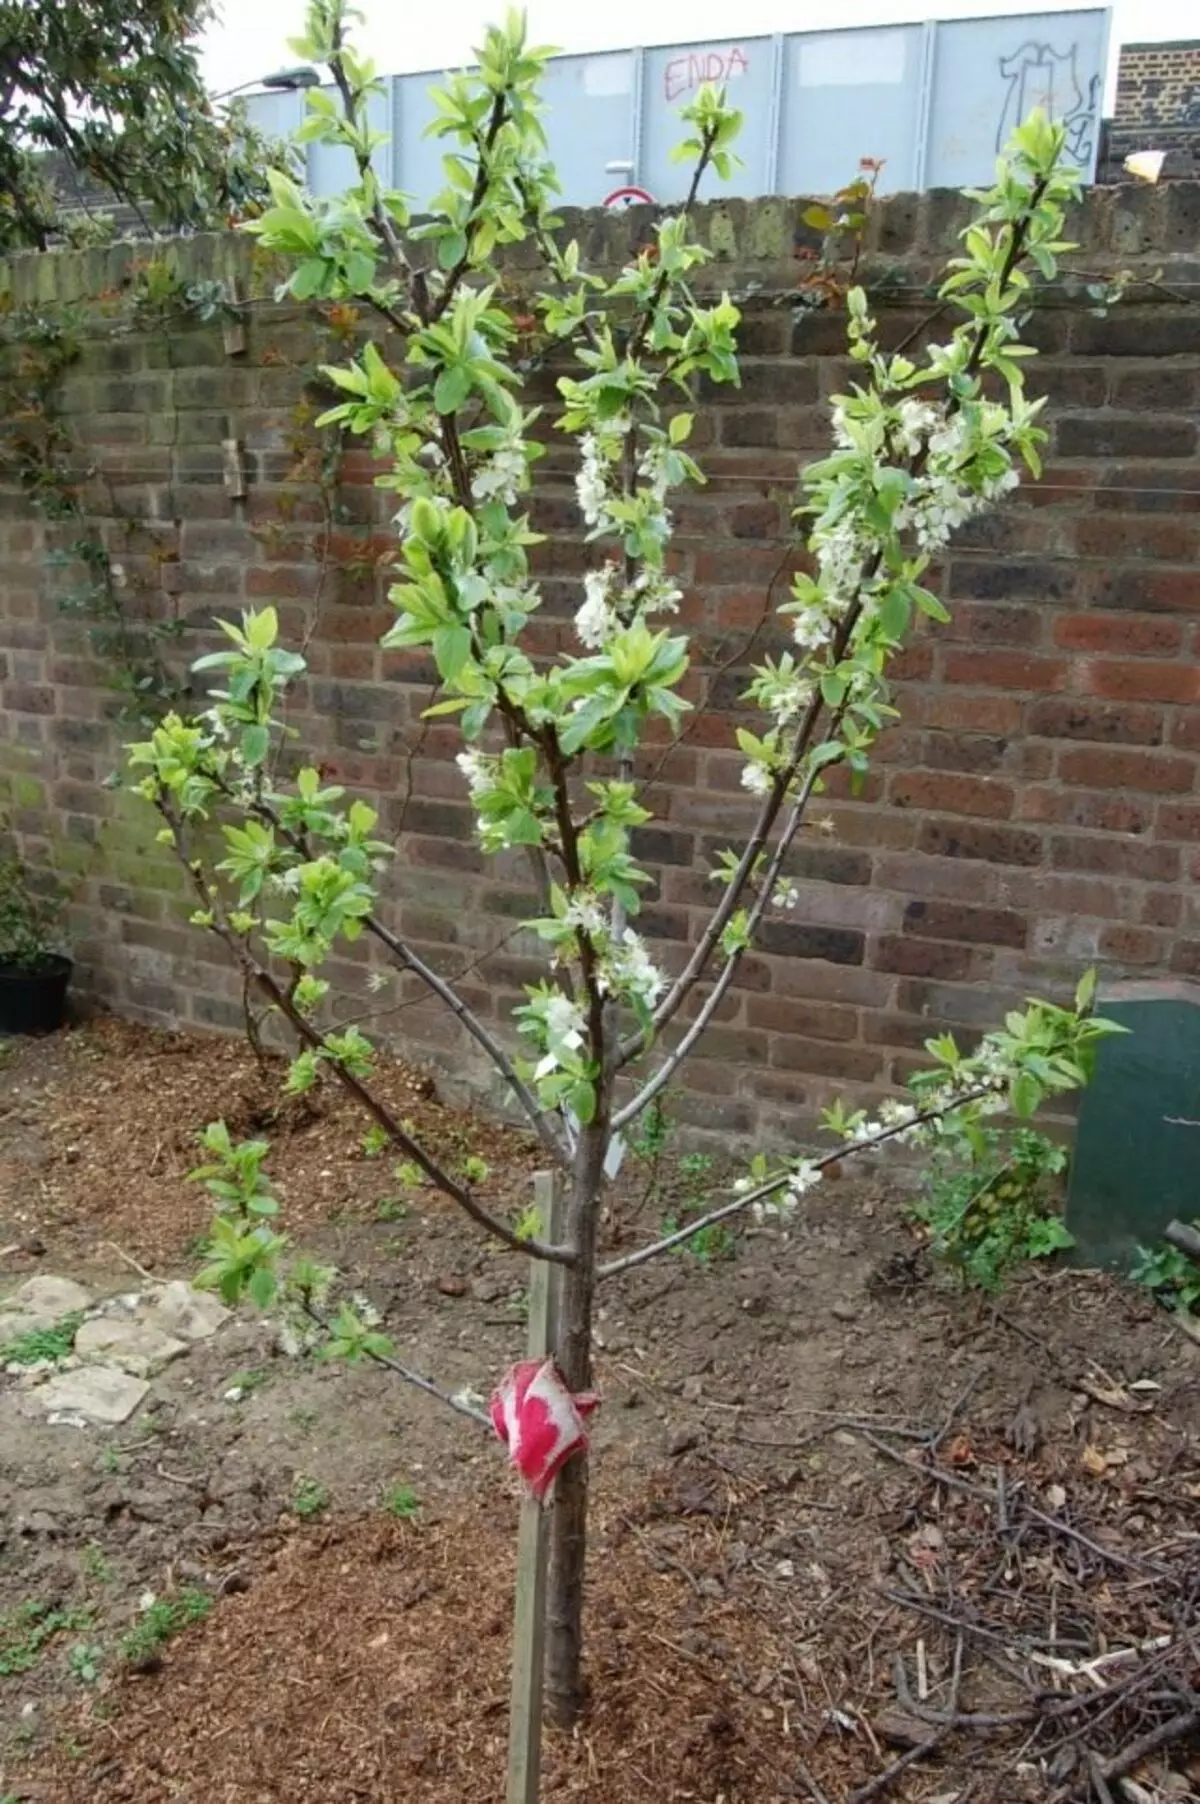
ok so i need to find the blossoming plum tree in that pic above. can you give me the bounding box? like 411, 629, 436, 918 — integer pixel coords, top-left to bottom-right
129, 0, 1120, 1724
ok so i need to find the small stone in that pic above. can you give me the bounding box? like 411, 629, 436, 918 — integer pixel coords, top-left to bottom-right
34, 1366, 150, 1426
436, 1276, 467, 1298
17, 1511, 60, 1538
141, 1281, 229, 1342
830, 1301, 857, 1323
668, 1427, 699, 1458
2, 1275, 93, 1320
74, 1319, 188, 1378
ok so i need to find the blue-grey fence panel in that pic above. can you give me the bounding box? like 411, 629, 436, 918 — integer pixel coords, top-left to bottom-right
640, 37, 775, 201
778, 25, 927, 197
241, 9, 1111, 206
244, 87, 306, 157
304, 82, 390, 195
390, 70, 444, 209
539, 52, 638, 208
924, 9, 1109, 187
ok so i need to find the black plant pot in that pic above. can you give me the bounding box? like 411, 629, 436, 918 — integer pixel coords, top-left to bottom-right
0, 955, 72, 1035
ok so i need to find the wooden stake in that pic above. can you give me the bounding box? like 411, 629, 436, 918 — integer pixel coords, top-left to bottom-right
506, 1170, 560, 1804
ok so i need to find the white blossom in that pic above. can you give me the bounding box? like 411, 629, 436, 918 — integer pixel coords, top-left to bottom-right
772, 879, 799, 911
576, 434, 610, 527
632, 570, 683, 619
895, 398, 940, 458
831, 402, 855, 449
575, 565, 618, 649
471, 442, 527, 506
456, 749, 493, 799
602, 928, 666, 1007
754, 1157, 823, 1222
562, 892, 607, 937
741, 762, 772, 796
534, 992, 588, 1079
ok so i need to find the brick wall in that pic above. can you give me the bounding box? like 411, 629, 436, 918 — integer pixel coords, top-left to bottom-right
1105, 41, 1200, 182
1114, 42, 1200, 128
1, 184, 1198, 1145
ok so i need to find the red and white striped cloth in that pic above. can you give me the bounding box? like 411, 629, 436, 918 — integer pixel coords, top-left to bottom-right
489, 1358, 600, 1502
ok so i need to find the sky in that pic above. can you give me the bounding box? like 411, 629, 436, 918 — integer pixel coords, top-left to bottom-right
200, 1, 1196, 101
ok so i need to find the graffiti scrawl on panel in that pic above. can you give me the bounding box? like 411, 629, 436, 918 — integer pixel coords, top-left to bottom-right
996, 40, 1100, 167
663, 46, 749, 105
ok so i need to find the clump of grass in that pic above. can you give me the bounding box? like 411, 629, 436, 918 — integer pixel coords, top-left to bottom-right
383, 1483, 420, 1521
0, 1311, 83, 1366
0, 1601, 93, 1677
291, 1474, 330, 1519
119, 1589, 211, 1666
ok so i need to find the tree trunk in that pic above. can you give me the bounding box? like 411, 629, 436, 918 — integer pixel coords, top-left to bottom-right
544, 1118, 606, 1727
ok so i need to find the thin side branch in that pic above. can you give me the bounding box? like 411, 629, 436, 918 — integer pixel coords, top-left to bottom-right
597, 1089, 988, 1280
302, 1301, 492, 1427
162, 804, 576, 1268
233, 786, 569, 1167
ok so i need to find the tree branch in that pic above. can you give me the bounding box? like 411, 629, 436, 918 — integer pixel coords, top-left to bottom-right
613, 737, 840, 1128
160, 801, 576, 1266
430, 88, 508, 324
624, 175, 1049, 1062
326, 13, 427, 323
597, 1088, 988, 1280
301, 1301, 492, 1428
226, 783, 569, 1167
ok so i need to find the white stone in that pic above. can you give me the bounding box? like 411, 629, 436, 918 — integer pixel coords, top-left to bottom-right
1, 1276, 92, 1322
32, 1366, 150, 1426
74, 1318, 188, 1378
141, 1281, 230, 1342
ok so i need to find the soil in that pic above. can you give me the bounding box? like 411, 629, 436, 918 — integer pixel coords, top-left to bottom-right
0, 1019, 1198, 1803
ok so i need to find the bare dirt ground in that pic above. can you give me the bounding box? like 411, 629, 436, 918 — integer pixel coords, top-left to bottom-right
1, 1019, 1197, 1804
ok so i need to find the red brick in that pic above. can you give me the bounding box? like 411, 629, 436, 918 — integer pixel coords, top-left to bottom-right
1074, 516, 1200, 563
1057, 747, 1195, 794
2, 683, 55, 714
1051, 835, 1180, 883
918, 818, 1043, 865
874, 852, 992, 903
941, 650, 1067, 691
767, 1038, 883, 1083
746, 997, 859, 1041
902, 900, 1027, 949
1099, 924, 1166, 966
888, 771, 1014, 819
1017, 789, 1154, 835
920, 693, 1023, 734
874, 936, 988, 981
1052, 614, 1183, 656
1038, 874, 1122, 917
1080, 660, 1200, 705
1027, 698, 1164, 747
1092, 569, 1199, 614
1141, 891, 1182, 929
1156, 803, 1200, 842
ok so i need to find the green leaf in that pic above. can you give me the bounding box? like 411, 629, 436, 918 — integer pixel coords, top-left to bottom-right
247, 1265, 278, 1309
240, 723, 269, 768
437, 230, 468, 269
877, 586, 912, 642
1010, 1071, 1042, 1118
1074, 967, 1097, 1015
431, 624, 472, 683
433, 366, 472, 414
